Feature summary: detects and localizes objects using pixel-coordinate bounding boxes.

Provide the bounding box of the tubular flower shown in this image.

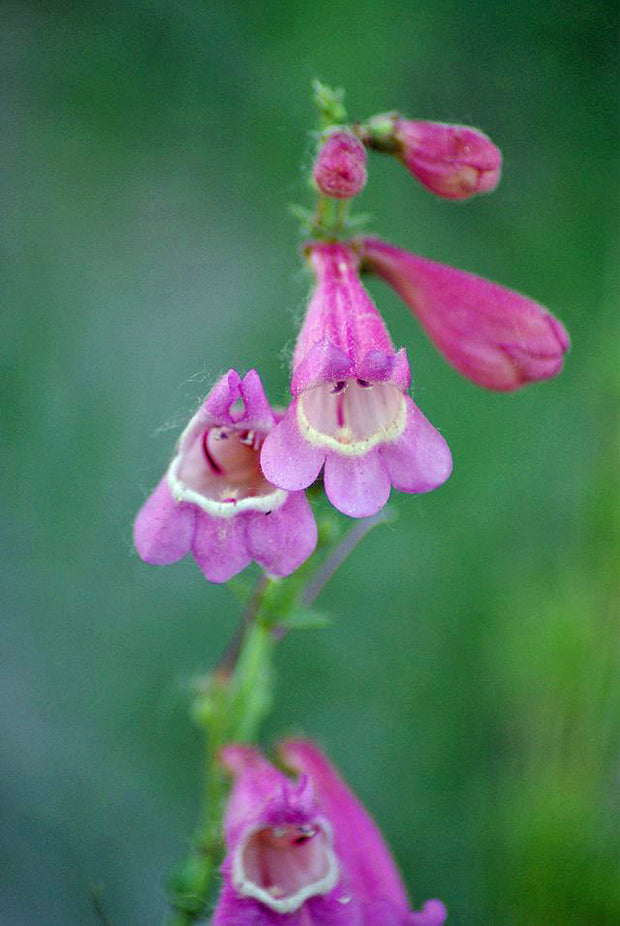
[357,237,570,392]
[313,129,368,200]
[260,242,452,519]
[212,741,447,926]
[133,370,317,583]
[364,113,502,200]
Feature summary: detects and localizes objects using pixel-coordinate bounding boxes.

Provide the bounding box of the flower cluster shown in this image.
[213,739,446,926]
[134,107,568,583]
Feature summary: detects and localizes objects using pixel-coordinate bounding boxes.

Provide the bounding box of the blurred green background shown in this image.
[3,1,619,923]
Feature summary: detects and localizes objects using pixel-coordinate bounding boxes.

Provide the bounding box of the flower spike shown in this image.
[357,237,570,391]
[133,370,317,582]
[261,242,452,518]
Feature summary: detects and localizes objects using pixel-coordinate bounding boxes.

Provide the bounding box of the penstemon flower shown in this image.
[133,369,317,583]
[357,237,570,391]
[212,740,446,926]
[260,241,452,519]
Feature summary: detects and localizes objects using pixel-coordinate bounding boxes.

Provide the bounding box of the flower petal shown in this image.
[191,512,252,583]
[280,741,410,917]
[246,492,318,577]
[408,899,448,925]
[291,338,353,395]
[203,369,244,422]
[323,450,391,518]
[133,477,195,564]
[260,403,325,491]
[220,745,298,846]
[238,369,277,431]
[213,884,362,926]
[379,397,452,494]
[356,347,411,390]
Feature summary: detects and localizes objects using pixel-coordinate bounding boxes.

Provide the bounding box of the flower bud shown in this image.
[313,130,368,199]
[357,237,570,391]
[365,112,502,200]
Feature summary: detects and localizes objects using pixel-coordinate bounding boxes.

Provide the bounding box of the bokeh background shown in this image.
[3,1,619,923]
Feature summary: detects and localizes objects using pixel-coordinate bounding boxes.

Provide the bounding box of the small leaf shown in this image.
[278,607,332,631]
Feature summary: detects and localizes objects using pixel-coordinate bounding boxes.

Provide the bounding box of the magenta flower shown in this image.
[212,740,447,926]
[365,113,502,200]
[357,237,570,392]
[133,370,317,583]
[260,242,452,519]
[313,130,368,200]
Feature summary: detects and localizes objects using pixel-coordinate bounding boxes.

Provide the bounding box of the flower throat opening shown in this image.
[238,823,336,911]
[299,379,405,452]
[174,426,275,506]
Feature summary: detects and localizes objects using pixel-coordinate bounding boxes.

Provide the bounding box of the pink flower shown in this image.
[260,242,452,519]
[313,130,368,199]
[364,113,501,200]
[212,740,447,926]
[357,237,570,391]
[133,370,317,583]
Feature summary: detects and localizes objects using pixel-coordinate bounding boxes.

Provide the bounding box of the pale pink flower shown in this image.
[357,237,570,391]
[134,370,317,583]
[260,242,452,519]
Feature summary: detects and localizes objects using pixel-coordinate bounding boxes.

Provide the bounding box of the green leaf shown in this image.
[277,607,332,631]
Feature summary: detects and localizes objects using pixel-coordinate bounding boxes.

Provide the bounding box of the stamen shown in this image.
[356,378,371,387]
[331,381,347,394]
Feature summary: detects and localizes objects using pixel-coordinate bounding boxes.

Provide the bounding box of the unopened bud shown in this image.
[364,113,502,200]
[393,118,502,199]
[312,130,367,200]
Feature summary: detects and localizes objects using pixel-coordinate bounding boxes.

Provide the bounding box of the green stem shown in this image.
[165,510,394,922]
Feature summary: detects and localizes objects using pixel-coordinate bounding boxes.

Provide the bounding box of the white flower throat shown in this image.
[169,426,286,516]
[235,822,338,913]
[298,379,406,454]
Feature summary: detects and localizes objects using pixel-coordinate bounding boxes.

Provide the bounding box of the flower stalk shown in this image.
[131,79,570,926]
[165,507,392,924]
